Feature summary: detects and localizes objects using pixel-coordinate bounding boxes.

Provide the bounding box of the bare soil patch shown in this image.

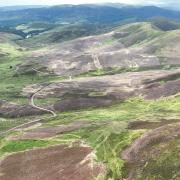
[54,97,113,111]
[22,69,180,103]
[143,79,180,99]
[0,144,106,180]
[128,119,180,130]
[0,100,49,118]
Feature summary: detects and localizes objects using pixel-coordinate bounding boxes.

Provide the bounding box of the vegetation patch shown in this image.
[0,139,60,156]
[0,55,64,104]
[78,65,180,77]
[53,123,143,179]
[151,17,180,31]
[47,96,180,126]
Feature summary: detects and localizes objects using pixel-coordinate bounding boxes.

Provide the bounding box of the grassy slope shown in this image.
[17,22,112,48]
[111,22,180,58]
[79,22,180,77]
[0,33,65,104]
[0,96,180,179]
[135,139,180,180]
[0,23,180,179]
[79,24,180,76]
[1,23,167,103]
[78,65,180,77]
[0,75,180,179]
[0,33,64,131]
[11,22,180,80]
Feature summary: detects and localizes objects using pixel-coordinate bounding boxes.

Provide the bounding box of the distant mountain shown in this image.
[0,5,180,27]
[0,5,48,11]
[98,3,138,8]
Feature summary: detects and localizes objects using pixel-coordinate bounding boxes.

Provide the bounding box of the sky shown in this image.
[0,0,179,9]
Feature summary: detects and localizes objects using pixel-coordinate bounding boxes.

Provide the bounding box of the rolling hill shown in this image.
[15,22,180,76]
[0,4,180,180]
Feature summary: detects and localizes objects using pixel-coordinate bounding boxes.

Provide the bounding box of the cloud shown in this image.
[40,0,179,6]
[0,0,179,9]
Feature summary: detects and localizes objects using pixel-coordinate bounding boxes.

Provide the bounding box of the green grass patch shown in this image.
[0,43,21,57]
[78,65,180,77]
[0,55,65,104]
[115,22,163,47]
[42,95,180,179]
[0,114,47,132]
[0,117,28,132]
[0,95,179,179]
[0,139,60,157]
[0,140,49,153]
[46,96,180,127]
[54,123,143,179]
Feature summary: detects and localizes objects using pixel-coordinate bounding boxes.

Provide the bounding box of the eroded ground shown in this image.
[0,144,106,180]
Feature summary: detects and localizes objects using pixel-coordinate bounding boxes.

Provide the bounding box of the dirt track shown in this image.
[0,145,106,180]
[128,119,180,130]
[29,83,57,117]
[0,84,57,135]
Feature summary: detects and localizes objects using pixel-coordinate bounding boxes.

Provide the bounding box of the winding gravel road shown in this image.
[0,83,57,135]
[29,83,57,117]
[92,54,102,69]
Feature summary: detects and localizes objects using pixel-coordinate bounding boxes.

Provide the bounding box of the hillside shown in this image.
[15,22,180,76]
[0,4,180,180]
